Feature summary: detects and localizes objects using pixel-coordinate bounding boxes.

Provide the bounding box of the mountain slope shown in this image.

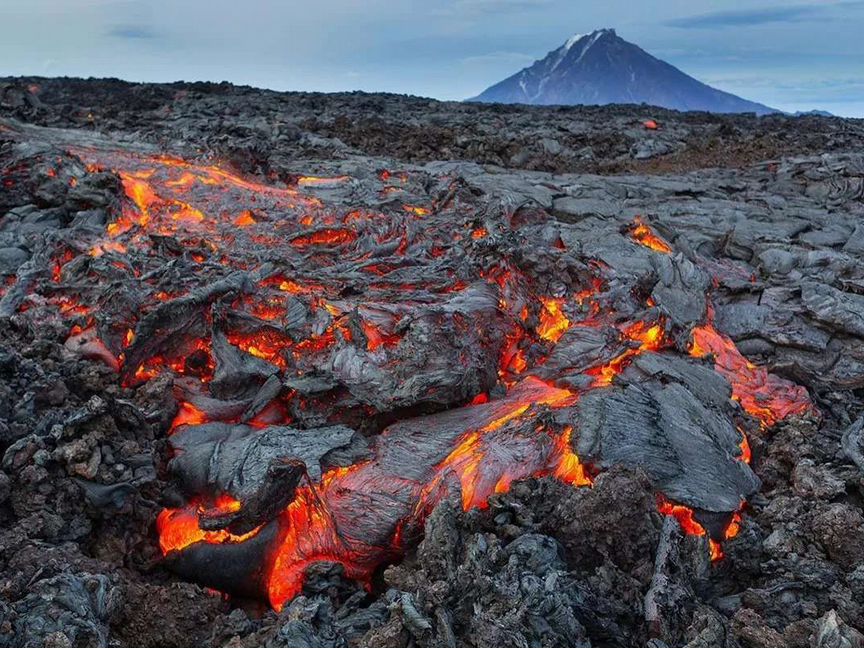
[470,29,777,115]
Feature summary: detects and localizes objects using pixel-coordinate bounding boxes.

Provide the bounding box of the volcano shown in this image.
[471,28,777,114]
[2,78,864,648]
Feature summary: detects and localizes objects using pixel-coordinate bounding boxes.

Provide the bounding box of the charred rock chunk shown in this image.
[2,572,120,648]
[650,254,709,327]
[801,281,864,338]
[575,353,759,514]
[210,329,279,400]
[163,522,279,599]
[325,283,506,414]
[121,271,258,382]
[169,422,359,533]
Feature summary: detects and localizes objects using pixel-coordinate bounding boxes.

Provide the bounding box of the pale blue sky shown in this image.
[2,0,863,116]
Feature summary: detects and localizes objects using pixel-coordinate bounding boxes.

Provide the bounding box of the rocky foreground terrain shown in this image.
[1,78,864,648]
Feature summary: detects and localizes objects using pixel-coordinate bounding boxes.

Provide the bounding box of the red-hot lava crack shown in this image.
[1,134,813,610]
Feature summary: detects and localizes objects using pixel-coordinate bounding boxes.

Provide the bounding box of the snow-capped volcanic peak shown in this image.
[553,29,613,70]
[562,32,587,52]
[471,28,776,115]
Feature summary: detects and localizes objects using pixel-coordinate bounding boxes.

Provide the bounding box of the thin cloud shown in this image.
[436,0,554,17]
[666,4,840,29]
[460,51,537,66]
[107,25,160,39]
[458,0,553,9]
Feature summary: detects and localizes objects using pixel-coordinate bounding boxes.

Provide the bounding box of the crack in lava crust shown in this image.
[12,142,814,610]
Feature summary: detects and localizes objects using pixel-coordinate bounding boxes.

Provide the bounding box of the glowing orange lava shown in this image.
[157,379,584,610]
[689,323,811,427]
[291,229,357,247]
[157,504,260,555]
[234,210,256,227]
[631,217,671,254]
[169,402,208,434]
[550,426,592,487]
[538,297,571,343]
[588,321,666,387]
[297,175,350,187]
[403,205,430,217]
[657,495,724,561]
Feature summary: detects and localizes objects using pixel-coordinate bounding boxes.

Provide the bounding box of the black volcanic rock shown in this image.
[471,28,777,115]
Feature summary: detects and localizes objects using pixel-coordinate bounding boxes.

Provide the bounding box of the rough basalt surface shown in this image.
[1,77,864,648]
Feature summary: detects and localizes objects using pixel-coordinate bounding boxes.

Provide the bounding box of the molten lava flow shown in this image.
[119,172,159,229]
[267,380,581,609]
[23,143,818,611]
[656,495,724,561]
[297,175,350,187]
[51,249,76,282]
[658,320,808,552]
[434,431,487,510]
[265,466,376,610]
[291,229,357,247]
[211,493,243,514]
[0,276,16,298]
[169,402,208,434]
[157,504,261,554]
[657,495,707,536]
[65,325,120,371]
[226,330,292,369]
[538,297,571,343]
[689,323,811,427]
[499,327,528,379]
[550,426,592,487]
[156,379,581,611]
[130,339,216,385]
[89,241,127,257]
[362,320,400,352]
[631,217,672,254]
[403,205,430,216]
[738,434,752,464]
[234,210,256,227]
[588,321,666,387]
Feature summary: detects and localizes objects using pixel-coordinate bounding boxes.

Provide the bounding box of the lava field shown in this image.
[1,78,864,648]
